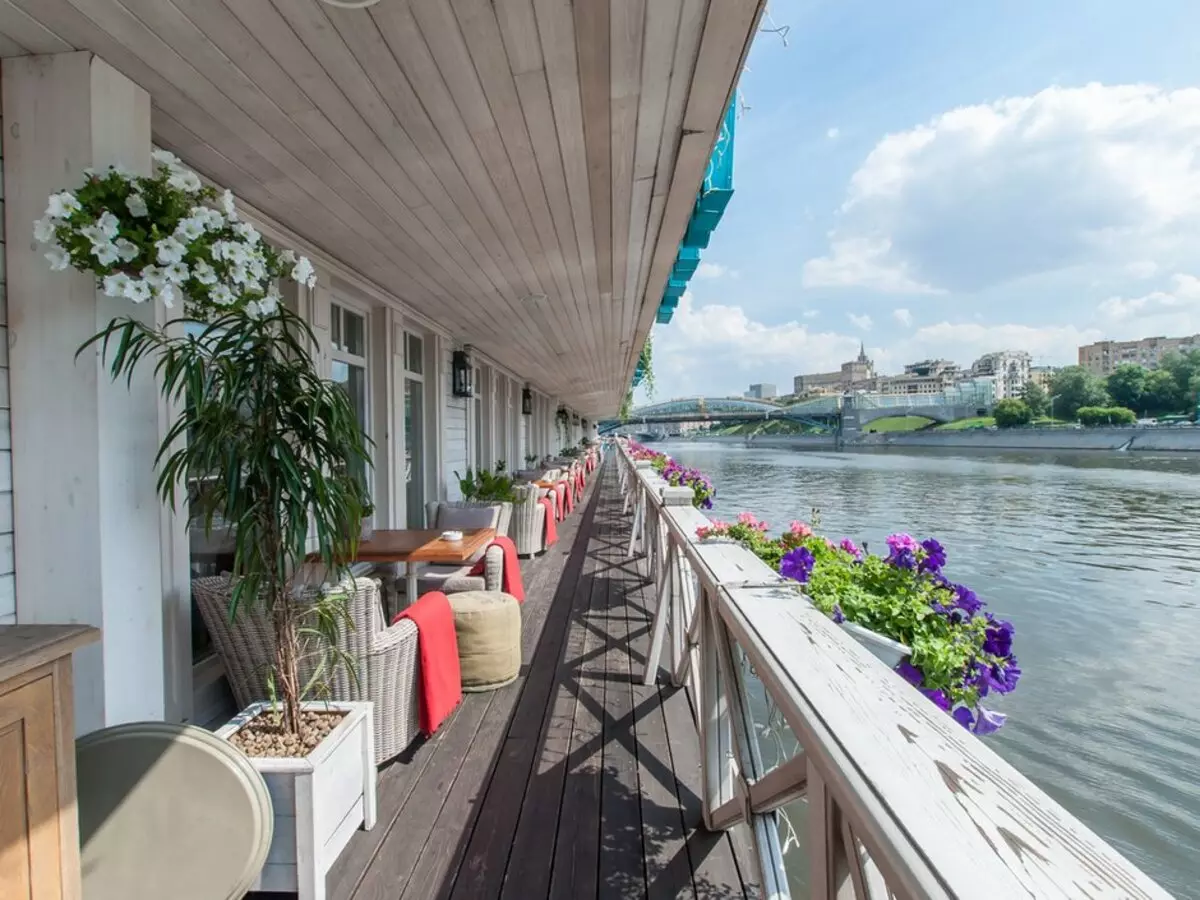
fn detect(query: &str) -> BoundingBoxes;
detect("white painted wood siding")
[442,346,467,501]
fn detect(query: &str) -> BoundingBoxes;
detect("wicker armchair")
[510,484,546,557]
[192,574,420,764]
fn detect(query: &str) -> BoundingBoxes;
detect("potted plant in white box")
[36,152,376,899]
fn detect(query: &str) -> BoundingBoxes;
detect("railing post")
[699,585,734,829]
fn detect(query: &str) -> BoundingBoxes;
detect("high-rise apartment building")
[1078,335,1200,377]
[970,351,1032,400]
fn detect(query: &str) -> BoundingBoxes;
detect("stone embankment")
[679,427,1200,452]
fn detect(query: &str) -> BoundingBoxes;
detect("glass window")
[405,378,425,528]
[331,303,370,497]
[405,333,424,376]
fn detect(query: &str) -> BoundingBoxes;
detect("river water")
[656,440,1200,898]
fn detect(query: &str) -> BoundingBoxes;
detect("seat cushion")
[437,505,496,530]
[416,564,486,596]
[446,591,521,691]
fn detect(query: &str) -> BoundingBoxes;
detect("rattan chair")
[192,574,420,764]
[510,483,547,557]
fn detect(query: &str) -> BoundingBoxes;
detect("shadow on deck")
[313,462,758,900]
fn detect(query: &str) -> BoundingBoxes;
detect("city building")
[970,351,1032,400]
[793,343,875,396]
[745,383,777,399]
[1079,334,1200,377]
[874,359,961,395]
[1029,365,1059,390]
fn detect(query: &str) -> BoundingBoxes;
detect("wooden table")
[350,528,495,605]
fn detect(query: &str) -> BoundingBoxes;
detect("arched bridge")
[599,388,993,434]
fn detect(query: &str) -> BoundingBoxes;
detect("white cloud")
[802,309,820,319]
[893,308,913,326]
[695,261,736,279]
[1125,260,1159,279]
[803,84,1200,293]
[1097,273,1200,336]
[848,313,873,330]
[826,127,840,140]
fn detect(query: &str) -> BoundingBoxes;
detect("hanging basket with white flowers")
[35,149,316,318]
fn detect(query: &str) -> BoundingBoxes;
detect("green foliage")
[1141,369,1184,416]
[1105,364,1147,412]
[638,335,655,399]
[618,390,633,423]
[1076,406,1137,426]
[85,304,370,734]
[992,398,1033,428]
[455,464,517,503]
[1019,380,1049,417]
[1050,366,1109,419]
[524,453,539,465]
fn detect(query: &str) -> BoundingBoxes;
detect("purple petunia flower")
[890,548,917,570]
[919,538,946,573]
[952,583,982,617]
[952,706,975,730]
[779,547,815,584]
[973,706,1007,735]
[895,659,923,687]
[983,618,1015,657]
[921,687,952,711]
[831,604,846,624]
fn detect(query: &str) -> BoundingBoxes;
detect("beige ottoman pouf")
[448,591,522,691]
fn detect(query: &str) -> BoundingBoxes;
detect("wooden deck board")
[316,460,752,900]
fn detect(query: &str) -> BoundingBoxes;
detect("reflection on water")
[662,442,1200,898]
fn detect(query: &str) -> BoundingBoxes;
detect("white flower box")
[217,700,376,900]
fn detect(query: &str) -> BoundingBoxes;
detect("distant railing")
[612,441,1169,900]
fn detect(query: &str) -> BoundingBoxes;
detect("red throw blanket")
[468,535,526,603]
[555,482,569,518]
[561,479,574,514]
[537,496,558,547]
[574,468,585,500]
[392,592,461,736]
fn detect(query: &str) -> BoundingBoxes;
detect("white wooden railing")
[613,442,1171,900]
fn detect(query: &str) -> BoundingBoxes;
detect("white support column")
[3,52,171,734]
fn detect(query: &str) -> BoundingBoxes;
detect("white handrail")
[611,440,1170,900]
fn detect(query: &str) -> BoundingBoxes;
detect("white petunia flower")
[80,224,107,244]
[156,283,176,309]
[209,284,235,306]
[248,256,266,280]
[114,238,140,263]
[165,261,190,284]
[97,211,121,239]
[174,217,206,242]
[45,246,72,271]
[245,300,261,318]
[155,236,186,265]
[124,279,152,304]
[45,191,81,219]
[258,285,281,317]
[103,273,132,298]
[220,190,238,219]
[92,242,120,266]
[125,193,149,218]
[199,208,225,231]
[33,218,58,243]
[225,242,249,266]
[233,221,260,245]
[229,264,250,286]
[280,248,297,265]
[306,272,317,289]
[141,265,167,288]
[291,256,315,287]
[192,260,218,286]
[167,169,203,193]
[152,149,181,168]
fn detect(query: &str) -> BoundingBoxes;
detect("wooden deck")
[317,462,757,900]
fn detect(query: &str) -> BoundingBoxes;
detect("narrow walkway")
[324,460,758,900]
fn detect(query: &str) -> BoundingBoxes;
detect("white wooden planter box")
[217,700,376,900]
[840,620,910,668]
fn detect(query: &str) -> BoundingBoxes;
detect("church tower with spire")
[842,342,875,388]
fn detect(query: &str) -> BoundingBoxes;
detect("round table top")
[76,721,274,900]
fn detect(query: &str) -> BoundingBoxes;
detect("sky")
[644,0,1200,401]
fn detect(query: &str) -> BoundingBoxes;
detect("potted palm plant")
[36,152,376,897]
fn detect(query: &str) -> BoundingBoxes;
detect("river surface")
[656,441,1200,898]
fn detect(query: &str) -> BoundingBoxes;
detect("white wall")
[442,346,468,501]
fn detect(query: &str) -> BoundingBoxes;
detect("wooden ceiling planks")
[0,0,761,415]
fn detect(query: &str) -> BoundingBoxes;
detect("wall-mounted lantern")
[521,386,533,416]
[452,347,473,398]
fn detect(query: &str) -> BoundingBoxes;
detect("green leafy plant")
[40,155,368,738]
[524,453,539,465]
[455,465,517,503]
